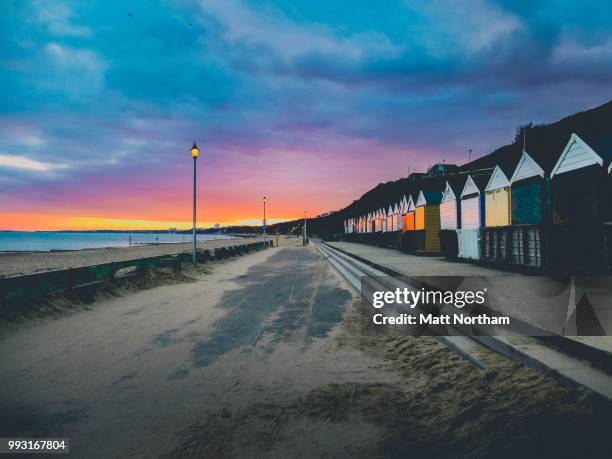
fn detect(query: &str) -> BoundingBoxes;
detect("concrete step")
[476,335,612,401]
[320,241,612,402]
[537,336,612,376]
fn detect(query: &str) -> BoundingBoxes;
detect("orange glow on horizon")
[0,213,305,231]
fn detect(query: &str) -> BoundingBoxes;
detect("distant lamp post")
[303,210,307,245]
[190,141,200,264]
[262,196,267,235]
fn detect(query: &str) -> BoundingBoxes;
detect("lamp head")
[190,141,200,159]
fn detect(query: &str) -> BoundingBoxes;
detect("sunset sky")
[2,0,612,230]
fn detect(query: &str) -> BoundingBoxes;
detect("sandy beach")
[0,237,271,278]
[1,243,610,458]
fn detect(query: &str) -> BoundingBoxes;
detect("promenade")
[327,241,612,356]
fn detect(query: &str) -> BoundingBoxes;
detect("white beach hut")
[457,173,491,260]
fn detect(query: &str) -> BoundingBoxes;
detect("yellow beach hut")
[414,190,443,253]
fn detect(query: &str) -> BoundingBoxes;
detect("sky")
[1,0,612,230]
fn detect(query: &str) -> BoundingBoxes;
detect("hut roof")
[550,133,612,177]
[417,190,443,206]
[485,165,512,191]
[470,170,493,192]
[510,151,545,184]
[446,174,469,196]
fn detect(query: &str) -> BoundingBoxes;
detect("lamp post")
[303,210,307,245]
[262,196,267,236]
[190,141,200,264]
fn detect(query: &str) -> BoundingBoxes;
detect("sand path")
[1,242,610,458]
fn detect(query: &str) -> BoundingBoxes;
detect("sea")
[0,232,233,252]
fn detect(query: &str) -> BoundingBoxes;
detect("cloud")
[199,0,368,60]
[0,153,65,171]
[404,0,523,55]
[33,0,91,37]
[44,42,107,88]
[2,0,612,229]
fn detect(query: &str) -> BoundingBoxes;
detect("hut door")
[440,200,457,230]
[461,196,480,229]
[512,181,542,225]
[407,211,415,231]
[415,207,425,230]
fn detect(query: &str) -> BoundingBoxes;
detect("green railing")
[0,240,271,314]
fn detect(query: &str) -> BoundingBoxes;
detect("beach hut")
[509,151,547,267]
[414,190,443,253]
[387,205,394,233]
[400,195,409,230]
[510,151,546,225]
[482,165,513,261]
[376,208,384,245]
[383,204,395,247]
[392,202,403,247]
[406,195,416,231]
[380,208,387,233]
[400,194,417,252]
[439,177,467,259]
[457,173,491,260]
[549,133,612,272]
[393,203,400,231]
[368,211,376,243]
[485,165,513,227]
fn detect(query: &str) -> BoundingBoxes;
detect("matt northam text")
[371,312,510,326]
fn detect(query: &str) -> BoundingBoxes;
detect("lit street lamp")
[190,141,200,264]
[262,196,267,235]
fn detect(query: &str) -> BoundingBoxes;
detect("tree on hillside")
[513,122,533,145]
